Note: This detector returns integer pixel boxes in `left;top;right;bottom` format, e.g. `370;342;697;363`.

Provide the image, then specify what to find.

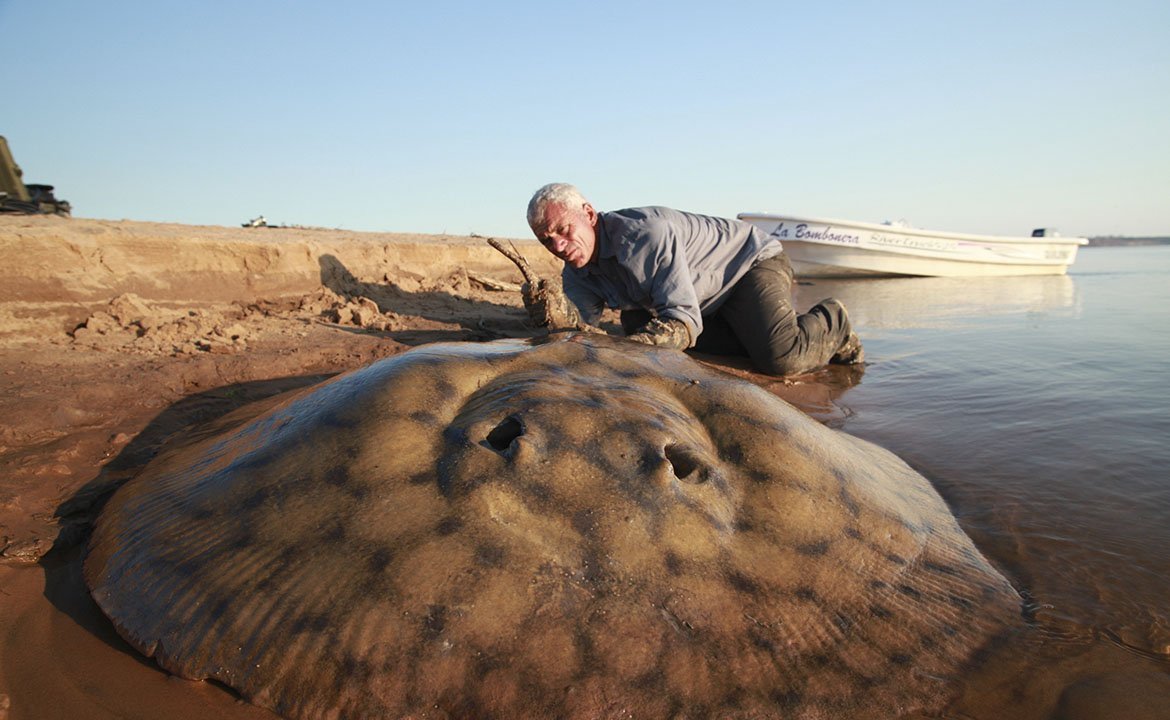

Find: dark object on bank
0;136;71;216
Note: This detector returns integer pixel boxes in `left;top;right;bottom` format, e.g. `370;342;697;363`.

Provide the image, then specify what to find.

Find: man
523;182;863;376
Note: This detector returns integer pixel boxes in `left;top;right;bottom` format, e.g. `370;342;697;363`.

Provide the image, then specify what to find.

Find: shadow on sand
317;253;538;346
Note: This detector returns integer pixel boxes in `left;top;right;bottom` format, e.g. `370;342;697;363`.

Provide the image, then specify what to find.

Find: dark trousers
622;254;853;376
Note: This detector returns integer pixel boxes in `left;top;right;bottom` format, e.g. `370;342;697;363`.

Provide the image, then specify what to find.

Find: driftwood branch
486;238;538;285
467;273;521;292
485;237;602;334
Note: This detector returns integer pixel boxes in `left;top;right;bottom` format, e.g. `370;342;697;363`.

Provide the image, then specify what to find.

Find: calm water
796;245;1170;711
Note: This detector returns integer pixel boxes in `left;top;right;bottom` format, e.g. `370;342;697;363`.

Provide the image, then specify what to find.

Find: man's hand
521;277;586;331
520;278;553;327
485;237;600;334
626;317;692;350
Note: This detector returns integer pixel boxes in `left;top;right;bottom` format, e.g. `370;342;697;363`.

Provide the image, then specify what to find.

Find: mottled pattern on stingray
85;333;1022;720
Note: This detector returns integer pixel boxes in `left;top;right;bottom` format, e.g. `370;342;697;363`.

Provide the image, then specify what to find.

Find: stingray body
85;333;1021;719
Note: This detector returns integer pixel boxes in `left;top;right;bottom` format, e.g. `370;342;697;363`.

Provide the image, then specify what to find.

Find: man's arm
488;237;600;333
521;276;587;331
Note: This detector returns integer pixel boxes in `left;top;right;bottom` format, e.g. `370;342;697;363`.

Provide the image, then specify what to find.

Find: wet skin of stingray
84;333;1022;719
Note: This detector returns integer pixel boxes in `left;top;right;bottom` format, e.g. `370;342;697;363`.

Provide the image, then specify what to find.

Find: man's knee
748;336;812;375
755;352;813;377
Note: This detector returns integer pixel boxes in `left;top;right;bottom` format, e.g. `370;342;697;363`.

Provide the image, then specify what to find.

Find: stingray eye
484;415;524;455
665;444;707;484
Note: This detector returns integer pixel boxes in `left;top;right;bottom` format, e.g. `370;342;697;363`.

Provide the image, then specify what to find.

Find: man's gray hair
527;183;590;231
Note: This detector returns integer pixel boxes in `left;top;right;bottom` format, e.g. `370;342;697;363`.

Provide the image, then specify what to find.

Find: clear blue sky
3;0;1167;238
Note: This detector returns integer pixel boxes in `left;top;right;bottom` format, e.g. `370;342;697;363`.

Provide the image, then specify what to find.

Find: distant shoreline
1085;237;1170;249
1086;236;1170;247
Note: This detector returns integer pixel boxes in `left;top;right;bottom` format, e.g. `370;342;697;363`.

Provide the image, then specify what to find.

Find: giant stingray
85;333;1022;719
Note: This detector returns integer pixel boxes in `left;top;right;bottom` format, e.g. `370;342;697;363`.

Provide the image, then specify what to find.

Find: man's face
533;201;599;269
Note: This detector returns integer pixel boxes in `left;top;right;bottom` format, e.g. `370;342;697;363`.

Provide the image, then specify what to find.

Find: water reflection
794;273;1080;329
691;351;864;427
786;248;1170;716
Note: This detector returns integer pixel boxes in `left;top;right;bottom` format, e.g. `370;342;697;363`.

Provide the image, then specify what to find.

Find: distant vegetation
1086;236;1170;247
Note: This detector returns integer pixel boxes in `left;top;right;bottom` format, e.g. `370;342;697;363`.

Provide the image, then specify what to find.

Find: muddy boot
830;332;865;365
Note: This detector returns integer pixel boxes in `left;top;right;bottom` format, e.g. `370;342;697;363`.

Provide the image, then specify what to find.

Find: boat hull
738;213;1087;278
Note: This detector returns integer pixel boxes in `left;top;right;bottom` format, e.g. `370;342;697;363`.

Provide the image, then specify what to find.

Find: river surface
792;244;1170;716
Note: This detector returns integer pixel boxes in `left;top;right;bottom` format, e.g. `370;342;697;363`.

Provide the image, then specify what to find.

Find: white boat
737;212;1088;277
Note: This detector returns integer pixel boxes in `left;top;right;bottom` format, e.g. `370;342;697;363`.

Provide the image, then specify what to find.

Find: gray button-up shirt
563;206;782;343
